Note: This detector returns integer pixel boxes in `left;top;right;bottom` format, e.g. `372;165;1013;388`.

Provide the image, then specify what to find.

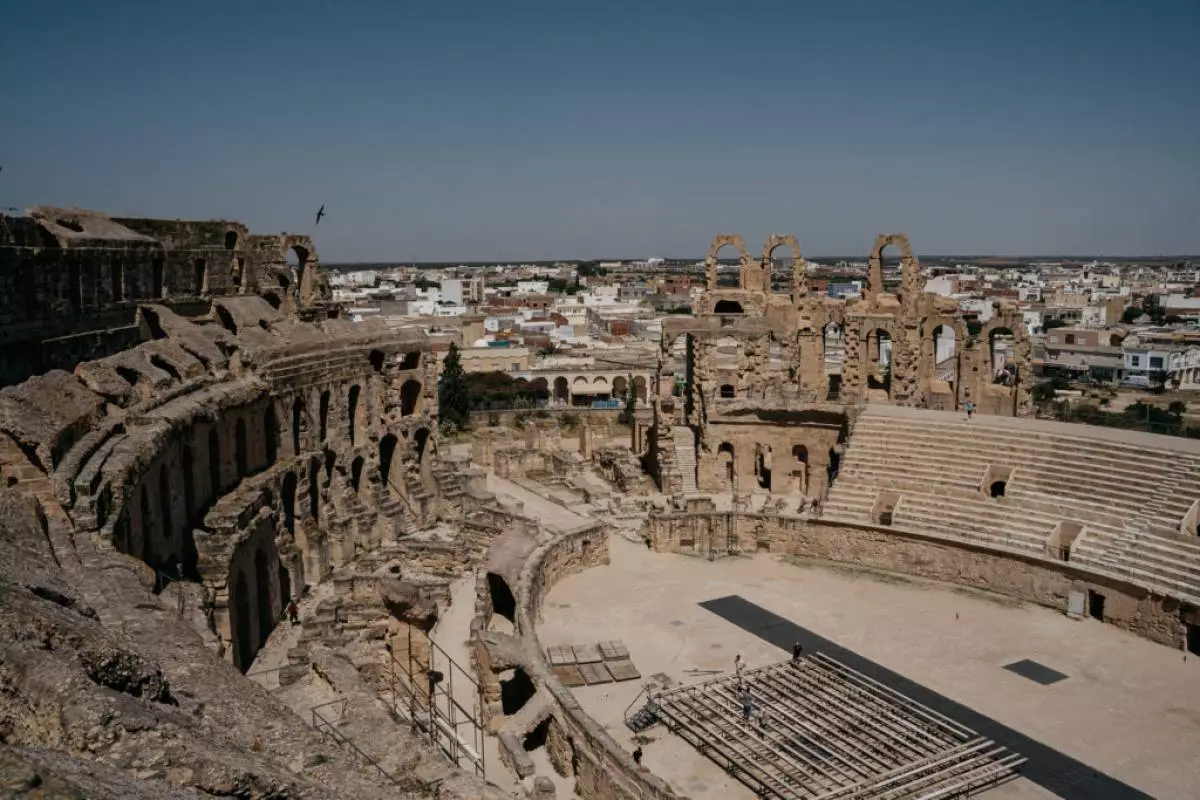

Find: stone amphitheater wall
470;523;684;799
646;512;1187;648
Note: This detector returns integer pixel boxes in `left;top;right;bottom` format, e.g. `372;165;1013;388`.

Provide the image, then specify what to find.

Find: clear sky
1;0;1197;260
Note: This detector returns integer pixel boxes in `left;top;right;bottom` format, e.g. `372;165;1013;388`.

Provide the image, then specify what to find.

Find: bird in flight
315;204;326;226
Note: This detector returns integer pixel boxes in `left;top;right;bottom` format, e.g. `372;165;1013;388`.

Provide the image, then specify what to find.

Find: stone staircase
825;407;1200;603
672;426;698;494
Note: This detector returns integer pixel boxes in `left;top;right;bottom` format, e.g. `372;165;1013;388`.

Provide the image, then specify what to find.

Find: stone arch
866;328;893;396
591;375;608;386
714;299;744;314
379;434;398;494
868;233;918;302
224;231;238;250
369;348;386;373
318;390;331;442
754;443;772;491
348;385;361;446
232;569;252;672
572;376;589;387
553;376;569;402
413;427;430;463
254;548;273;658
705;234;750;291
264;405;278;466
612;376;628;397
791;445;809;494
762;235;805;296
717;442;735;489
633;375;647;401
282;471;297;534
351;456;364;493
400;379;421;417
988;327;1016;381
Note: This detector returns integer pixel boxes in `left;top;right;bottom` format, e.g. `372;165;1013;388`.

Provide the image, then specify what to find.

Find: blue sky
1;0;1197;260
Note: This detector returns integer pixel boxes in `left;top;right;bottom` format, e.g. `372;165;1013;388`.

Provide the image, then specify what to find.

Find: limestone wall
645;512;1187;648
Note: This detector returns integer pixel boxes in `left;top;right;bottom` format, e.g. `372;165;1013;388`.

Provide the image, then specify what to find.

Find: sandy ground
538;536;1200;800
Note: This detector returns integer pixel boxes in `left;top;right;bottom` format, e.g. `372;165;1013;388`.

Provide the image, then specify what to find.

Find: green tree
1121;306;1144;324
619;373;637;424
1168;400;1188;418
437;343;471;432
1042;318;1068;331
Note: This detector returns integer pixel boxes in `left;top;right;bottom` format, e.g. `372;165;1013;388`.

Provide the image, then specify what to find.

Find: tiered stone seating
826;407;1200;602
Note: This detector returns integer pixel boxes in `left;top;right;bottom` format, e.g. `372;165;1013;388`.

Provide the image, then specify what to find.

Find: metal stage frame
653;653;1025;799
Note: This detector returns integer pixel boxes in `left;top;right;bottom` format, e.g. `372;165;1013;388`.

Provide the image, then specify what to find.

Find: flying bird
315;204;326;226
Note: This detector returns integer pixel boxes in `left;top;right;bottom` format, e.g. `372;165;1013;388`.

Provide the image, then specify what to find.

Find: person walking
966;401;975;421
741;688;754;722
734;653;745;682
632;746;643;766
286;599;299;626
791;641;803;662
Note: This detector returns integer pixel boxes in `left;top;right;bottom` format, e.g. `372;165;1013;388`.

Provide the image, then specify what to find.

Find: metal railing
310;698;404;787
382;624;487;777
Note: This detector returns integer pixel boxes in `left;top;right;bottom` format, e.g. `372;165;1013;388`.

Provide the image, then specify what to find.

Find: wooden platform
654;653;1025;800
545;639;641;682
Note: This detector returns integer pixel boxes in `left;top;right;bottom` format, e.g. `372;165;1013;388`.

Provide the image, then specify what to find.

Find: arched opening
224;231;238;250
754;444;772;490
530;377;550;403
498;667;536;716
235;418;248;477
1108;333;1124;347
233;570;252;672
990;480;1007;498
823;322;844;377
348;385;361;445
291;397;303;455
208;427;222;496
717;442;735;489
351;456;364;493
989;328;1017;385
400;380;421;417
308;457;321;522
282;472;297;534
254;549;273;655
262;291;282;310
324;449;336;482
414;427;430;463
151;257;165;299
767;242;798;294
379;434;398;494
553;376;569;403
319;390;330;442
487;572;517;622
369;349;386;372
399;351;420;370
714;299;744;314
713;244;742;289
524;716;552;752
158;465;173;564
612;375;628;398
633;375;647;401
719;384;736;399
792;445;809;494
264;405;278;466
932;324;958;385
867;329;892;394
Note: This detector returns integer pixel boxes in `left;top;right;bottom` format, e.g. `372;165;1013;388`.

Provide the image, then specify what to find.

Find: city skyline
1;0;1197;261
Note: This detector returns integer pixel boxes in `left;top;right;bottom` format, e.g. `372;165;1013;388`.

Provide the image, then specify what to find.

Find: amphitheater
1;215;1198;800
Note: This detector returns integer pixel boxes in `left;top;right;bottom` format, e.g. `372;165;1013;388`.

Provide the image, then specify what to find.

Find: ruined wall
644;512;1187;648
0;207;329;386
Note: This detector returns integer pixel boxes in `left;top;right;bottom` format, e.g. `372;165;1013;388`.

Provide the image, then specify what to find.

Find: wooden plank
606;659;641;682
572;643;602;664
552;665;585;687
546;646;575;666
599;640;630;660
577;662;613;685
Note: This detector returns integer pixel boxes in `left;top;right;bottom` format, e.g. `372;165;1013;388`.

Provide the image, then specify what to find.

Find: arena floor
538;534;1200;800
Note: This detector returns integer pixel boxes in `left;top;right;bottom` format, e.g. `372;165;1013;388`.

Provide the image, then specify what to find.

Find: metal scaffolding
654;653;1025;799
